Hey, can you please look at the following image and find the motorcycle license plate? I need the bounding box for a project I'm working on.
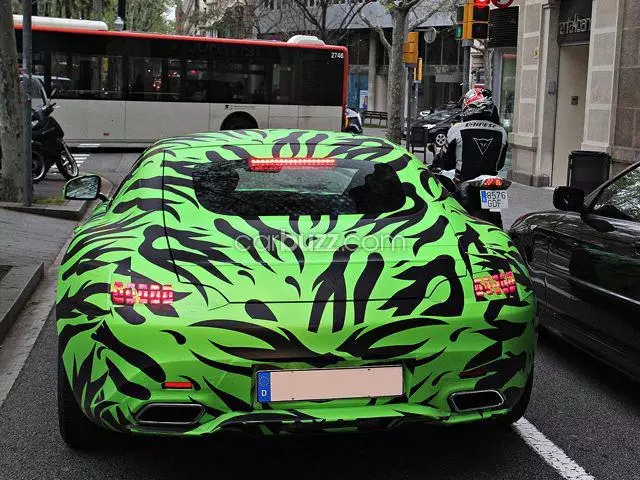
[480,190,508,210]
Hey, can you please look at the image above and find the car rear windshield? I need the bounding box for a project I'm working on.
[192,158,406,217]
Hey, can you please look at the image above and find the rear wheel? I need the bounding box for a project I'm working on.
[32,150,46,184]
[221,113,258,130]
[58,355,106,449]
[56,142,79,179]
[434,131,447,148]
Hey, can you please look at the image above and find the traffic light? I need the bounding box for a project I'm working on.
[455,0,490,40]
[470,0,490,39]
[455,4,466,40]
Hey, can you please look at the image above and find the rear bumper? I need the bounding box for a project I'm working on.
[128,400,520,437]
[58,297,536,437]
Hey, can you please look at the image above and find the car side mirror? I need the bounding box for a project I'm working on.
[553,186,584,212]
[64,174,107,201]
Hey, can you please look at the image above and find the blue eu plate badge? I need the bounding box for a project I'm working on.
[256,371,271,403]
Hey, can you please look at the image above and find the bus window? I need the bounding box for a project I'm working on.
[272,64,294,104]
[129,57,181,102]
[210,61,267,104]
[185,60,210,102]
[51,53,123,100]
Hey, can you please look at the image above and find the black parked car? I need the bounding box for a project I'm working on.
[403,107,462,146]
[509,161,640,380]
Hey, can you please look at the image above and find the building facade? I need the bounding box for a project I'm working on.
[182,0,256,38]
[510,0,639,186]
[489,4,520,135]
[256,1,460,113]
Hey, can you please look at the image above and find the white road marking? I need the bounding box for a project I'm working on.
[514,418,595,480]
[78,143,100,148]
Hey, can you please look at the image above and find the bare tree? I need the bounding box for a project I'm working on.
[0,2,24,202]
[361,0,451,143]
[285,0,370,43]
[253,0,371,43]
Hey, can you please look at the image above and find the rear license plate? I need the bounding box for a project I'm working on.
[480,190,508,210]
[256,366,403,403]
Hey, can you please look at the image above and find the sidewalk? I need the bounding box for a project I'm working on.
[0,173,89,341]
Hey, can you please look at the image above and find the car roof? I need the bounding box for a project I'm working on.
[148,129,400,158]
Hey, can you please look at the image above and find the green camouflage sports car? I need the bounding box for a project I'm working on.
[57,129,536,448]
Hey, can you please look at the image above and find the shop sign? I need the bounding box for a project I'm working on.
[558,0,592,44]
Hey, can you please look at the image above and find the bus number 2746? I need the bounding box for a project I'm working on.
[331,52,345,59]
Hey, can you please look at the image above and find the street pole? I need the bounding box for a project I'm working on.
[22,0,33,206]
[462,40,473,92]
[413,79,419,119]
[405,65,414,150]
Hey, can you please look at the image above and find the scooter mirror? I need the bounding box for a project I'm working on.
[435,174,456,194]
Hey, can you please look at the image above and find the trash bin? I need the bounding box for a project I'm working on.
[567,150,611,194]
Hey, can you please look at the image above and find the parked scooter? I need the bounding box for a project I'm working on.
[430,165,511,229]
[31,91,78,183]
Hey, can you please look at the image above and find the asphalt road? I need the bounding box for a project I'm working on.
[1,309,639,480]
[0,152,637,480]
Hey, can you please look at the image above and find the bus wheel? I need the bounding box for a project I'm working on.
[221,113,258,130]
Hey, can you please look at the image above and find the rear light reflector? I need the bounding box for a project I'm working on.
[460,368,487,379]
[111,282,173,305]
[163,381,193,390]
[248,157,336,171]
[473,271,516,300]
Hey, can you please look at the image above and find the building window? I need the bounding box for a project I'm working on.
[499,53,516,133]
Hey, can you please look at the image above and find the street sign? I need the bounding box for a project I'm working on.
[423,27,437,44]
[491,0,514,7]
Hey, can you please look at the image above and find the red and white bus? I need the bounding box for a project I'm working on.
[14,16,348,147]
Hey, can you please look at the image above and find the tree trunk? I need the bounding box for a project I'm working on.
[0,2,24,202]
[386,7,408,144]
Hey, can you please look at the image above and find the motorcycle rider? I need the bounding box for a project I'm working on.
[432,88,508,182]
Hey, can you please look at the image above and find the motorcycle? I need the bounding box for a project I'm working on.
[344,108,363,135]
[31,91,78,183]
[430,166,510,229]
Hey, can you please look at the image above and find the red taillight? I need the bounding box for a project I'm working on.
[163,381,193,390]
[473,271,516,300]
[248,157,336,171]
[111,282,173,305]
[481,177,503,187]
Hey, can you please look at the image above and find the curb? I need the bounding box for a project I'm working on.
[0,199,88,220]
[0,262,44,342]
[0,175,112,220]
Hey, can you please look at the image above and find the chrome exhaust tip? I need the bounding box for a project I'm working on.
[449,390,505,412]
[135,403,204,426]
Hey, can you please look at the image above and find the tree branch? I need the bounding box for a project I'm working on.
[409,0,448,31]
[359,11,391,52]
[290,0,325,34]
[403,0,426,11]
